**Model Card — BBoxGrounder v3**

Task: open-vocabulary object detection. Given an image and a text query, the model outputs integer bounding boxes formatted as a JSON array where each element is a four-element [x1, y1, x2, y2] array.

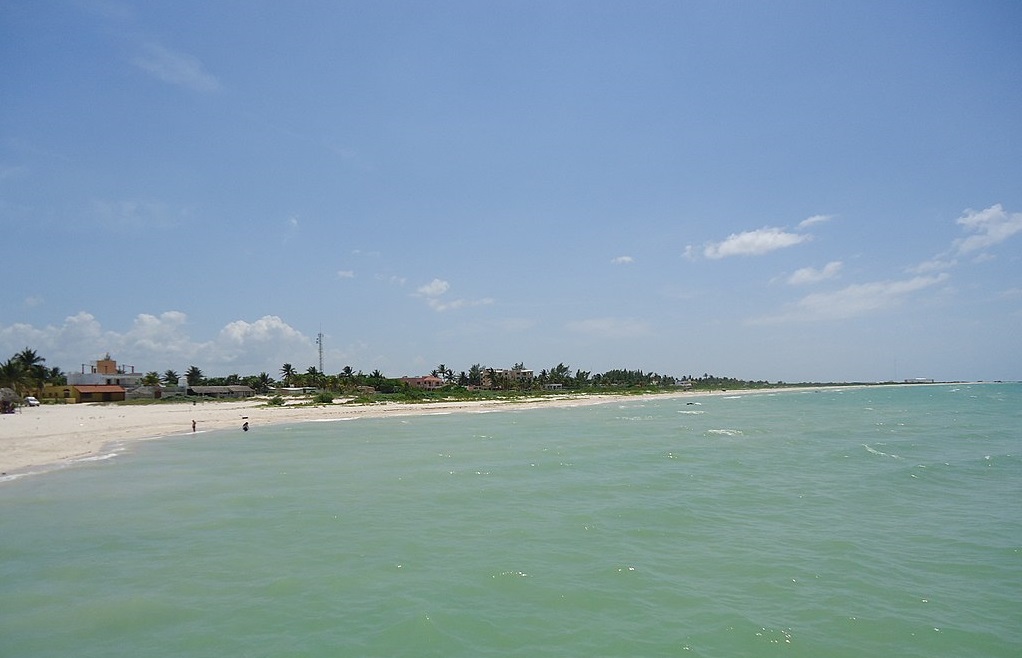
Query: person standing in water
[[192, 420, 196, 432], [242, 421, 249, 432]]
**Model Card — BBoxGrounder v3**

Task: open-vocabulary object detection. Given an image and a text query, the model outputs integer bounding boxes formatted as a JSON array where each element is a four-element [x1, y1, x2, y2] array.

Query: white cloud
[[754, 274, 950, 323], [337, 270, 355, 279], [213, 316, 313, 371], [218, 315, 303, 345], [0, 312, 315, 376], [907, 257, 957, 274], [565, 317, 651, 338], [954, 204, 1022, 255], [417, 279, 450, 297], [998, 287, 1022, 299], [798, 214, 834, 228], [425, 296, 495, 312], [787, 261, 843, 285], [695, 226, 811, 259], [611, 256, 634, 264], [133, 43, 221, 92], [414, 278, 493, 312]]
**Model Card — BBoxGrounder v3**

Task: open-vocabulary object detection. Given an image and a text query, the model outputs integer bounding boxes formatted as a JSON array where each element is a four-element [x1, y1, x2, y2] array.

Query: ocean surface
[[1, 383, 1019, 657]]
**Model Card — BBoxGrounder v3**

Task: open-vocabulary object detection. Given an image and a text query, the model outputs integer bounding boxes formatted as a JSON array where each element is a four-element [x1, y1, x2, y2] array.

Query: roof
[[74, 385, 126, 393], [189, 385, 255, 394]]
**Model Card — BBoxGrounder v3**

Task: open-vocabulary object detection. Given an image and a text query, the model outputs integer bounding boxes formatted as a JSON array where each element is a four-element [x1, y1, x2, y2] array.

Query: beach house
[[399, 375, 445, 390]]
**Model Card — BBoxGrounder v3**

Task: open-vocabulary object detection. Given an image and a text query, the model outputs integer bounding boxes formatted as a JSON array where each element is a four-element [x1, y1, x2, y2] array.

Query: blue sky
[[2, 0, 1020, 382]]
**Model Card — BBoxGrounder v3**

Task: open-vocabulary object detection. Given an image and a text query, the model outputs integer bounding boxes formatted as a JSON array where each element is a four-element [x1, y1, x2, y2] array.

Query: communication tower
[[317, 331, 324, 373]]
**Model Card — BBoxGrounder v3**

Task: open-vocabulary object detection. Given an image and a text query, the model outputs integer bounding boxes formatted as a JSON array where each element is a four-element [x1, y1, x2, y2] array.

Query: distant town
[[2, 347, 939, 409]]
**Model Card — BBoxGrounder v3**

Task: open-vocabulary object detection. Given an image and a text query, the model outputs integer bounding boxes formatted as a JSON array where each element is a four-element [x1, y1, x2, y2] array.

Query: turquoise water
[[1, 384, 1020, 657]]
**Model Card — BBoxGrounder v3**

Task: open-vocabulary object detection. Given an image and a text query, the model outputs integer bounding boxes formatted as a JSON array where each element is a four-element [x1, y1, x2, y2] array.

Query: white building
[[67, 355, 145, 389]]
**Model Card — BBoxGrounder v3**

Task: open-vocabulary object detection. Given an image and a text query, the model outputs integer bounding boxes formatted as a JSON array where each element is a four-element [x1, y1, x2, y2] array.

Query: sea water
[[1, 384, 1019, 657]]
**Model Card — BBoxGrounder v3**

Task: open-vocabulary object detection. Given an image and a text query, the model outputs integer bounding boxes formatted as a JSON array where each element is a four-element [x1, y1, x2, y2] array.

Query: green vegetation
[[2, 347, 893, 409], [313, 391, 334, 404], [0, 348, 66, 396]]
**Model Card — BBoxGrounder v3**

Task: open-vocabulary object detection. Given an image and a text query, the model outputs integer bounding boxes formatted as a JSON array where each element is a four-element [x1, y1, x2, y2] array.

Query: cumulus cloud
[[787, 261, 843, 285], [565, 317, 651, 338], [0, 311, 314, 375], [415, 278, 493, 312], [754, 274, 950, 323], [691, 226, 811, 260], [417, 279, 450, 297], [909, 204, 1019, 274], [611, 256, 634, 265], [133, 43, 221, 92], [954, 204, 1022, 255], [213, 316, 313, 371]]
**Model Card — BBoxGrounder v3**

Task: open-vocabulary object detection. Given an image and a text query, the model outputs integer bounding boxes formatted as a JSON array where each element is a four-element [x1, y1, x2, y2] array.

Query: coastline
[[0, 384, 903, 479]]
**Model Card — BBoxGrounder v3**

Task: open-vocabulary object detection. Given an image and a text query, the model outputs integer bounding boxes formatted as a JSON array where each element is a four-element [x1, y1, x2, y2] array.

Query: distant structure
[[317, 331, 324, 373], [400, 375, 445, 391], [42, 353, 138, 403], [68, 354, 143, 388]]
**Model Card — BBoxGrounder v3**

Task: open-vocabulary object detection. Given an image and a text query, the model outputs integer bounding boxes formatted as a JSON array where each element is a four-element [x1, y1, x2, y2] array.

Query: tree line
[[1, 347, 782, 399], [0, 349, 66, 395]]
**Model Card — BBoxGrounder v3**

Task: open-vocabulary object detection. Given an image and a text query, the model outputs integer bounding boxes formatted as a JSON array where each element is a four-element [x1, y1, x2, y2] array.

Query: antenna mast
[[317, 331, 324, 373]]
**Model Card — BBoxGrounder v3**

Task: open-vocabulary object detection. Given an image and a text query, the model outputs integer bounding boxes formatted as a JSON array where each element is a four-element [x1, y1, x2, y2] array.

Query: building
[[41, 384, 126, 403], [399, 375, 445, 390], [483, 367, 534, 389], [188, 385, 256, 398], [68, 355, 144, 389]]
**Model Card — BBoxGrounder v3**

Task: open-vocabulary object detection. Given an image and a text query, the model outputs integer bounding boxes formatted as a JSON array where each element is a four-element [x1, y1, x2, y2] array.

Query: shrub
[[314, 391, 334, 404], [267, 396, 285, 406]]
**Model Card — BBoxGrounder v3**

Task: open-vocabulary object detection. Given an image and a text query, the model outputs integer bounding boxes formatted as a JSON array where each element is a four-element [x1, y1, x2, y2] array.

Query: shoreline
[[0, 383, 961, 481]]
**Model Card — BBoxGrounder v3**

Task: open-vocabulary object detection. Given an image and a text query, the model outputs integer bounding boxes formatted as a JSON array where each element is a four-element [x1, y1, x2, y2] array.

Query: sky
[[2, 0, 1021, 383]]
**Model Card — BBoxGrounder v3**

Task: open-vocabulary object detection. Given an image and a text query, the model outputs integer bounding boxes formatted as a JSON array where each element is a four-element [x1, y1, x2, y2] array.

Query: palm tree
[[186, 365, 204, 386], [280, 363, 297, 387], [46, 366, 66, 386], [0, 359, 28, 394], [306, 366, 323, 388], [15, 348, 47, 393], [468, 364, 484, 387], [162, 369, 180, 386], [15, 348, 44, 370], [141, 371, 162, 387], [254, 372, 273, 393], [434, 364, 454, 384]]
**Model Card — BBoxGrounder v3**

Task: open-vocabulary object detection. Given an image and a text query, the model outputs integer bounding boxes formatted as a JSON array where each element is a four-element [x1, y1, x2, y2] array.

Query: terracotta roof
[[74, 385, 126, 393]]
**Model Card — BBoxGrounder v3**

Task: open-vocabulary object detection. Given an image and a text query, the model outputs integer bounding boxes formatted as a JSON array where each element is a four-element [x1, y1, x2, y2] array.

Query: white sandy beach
[[0, 387, 847, 477], [0, 394, 627, 476]]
